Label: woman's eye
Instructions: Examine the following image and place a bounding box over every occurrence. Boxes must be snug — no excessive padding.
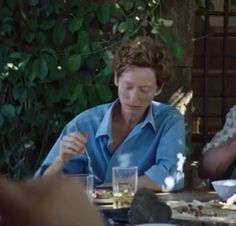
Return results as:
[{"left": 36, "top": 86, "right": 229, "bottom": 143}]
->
[
  {"left": 140, "top": 88, "right": 150, "bottom": 93},
  {"left": 123, "top": 84, "right": 133, "bottom": 90}
]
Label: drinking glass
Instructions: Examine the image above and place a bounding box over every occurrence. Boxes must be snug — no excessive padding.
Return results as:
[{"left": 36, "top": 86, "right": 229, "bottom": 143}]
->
[
  {"left": 68, "top": 174, "right": 94, "bottom": 202},
  {"left": 112, "top": 166, "right": 138, "bottom": 209}
]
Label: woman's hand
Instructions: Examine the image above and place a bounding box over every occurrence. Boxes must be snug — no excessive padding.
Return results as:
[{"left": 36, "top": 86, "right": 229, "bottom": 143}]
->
[
  {"left": 58, "top": 132, "right": 88, "bottom": 163},
  {"left": 43, "top": 132, "right": 88, "bottom": 176}
]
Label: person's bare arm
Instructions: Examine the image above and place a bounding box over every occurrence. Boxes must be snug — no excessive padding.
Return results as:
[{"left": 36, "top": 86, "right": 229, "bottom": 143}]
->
[
  {"left": 43, "top": 132, "right": 87, "bottom": 176},
  {"left": 199, "top": 136, "right": 236, "bottom": 179},
  {"left": 138, "top": 175, "right": 162, "bottom": 192},
  {"left": 0, "top": 176, "right": 104, "bottom": 226}
]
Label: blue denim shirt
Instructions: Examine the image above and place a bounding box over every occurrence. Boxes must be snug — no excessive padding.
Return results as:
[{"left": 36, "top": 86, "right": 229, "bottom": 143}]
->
[{"left": 35, "top": 100, "right": 186, "bottom": 191}]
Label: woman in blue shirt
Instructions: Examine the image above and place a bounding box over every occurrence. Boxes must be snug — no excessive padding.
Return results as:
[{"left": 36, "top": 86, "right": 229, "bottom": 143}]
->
[{"left": 35, "top": 36, "right": 186, "bottom": 192}]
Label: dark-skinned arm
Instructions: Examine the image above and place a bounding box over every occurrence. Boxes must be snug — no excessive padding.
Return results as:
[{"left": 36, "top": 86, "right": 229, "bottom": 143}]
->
[{"left": 199, "top": 136, "right": 236, "bottom": 179}]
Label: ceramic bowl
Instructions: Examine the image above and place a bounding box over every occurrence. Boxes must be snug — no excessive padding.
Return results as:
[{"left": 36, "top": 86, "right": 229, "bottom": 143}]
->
[{"left": 212, "top": 179, "right": 236, "bottom": 200}]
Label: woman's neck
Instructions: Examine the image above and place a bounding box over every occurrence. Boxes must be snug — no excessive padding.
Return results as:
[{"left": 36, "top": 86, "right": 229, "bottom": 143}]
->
[{"left": 113, "top": 104, "right": 148, "bottom": 128}]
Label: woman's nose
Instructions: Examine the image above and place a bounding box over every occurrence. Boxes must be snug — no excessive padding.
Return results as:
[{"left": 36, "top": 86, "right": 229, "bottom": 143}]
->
[{"left": 129, "top": 89, "right": 139, "bottom": 103}]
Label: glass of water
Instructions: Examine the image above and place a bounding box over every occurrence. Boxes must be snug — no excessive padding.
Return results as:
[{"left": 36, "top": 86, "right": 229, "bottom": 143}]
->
[
  {"left": 67, "top": 174, "right": 94, "bottom": 202},
  {"left": 112, "top": 166, "right": 138, "bottom": 209}
]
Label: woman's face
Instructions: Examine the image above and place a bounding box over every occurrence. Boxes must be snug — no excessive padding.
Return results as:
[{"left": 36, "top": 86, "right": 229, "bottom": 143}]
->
[{"left": 115, "top": 66, "right": 158, "bottom": 115}]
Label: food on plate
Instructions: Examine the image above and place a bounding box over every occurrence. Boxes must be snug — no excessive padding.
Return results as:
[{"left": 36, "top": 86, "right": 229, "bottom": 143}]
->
[
  {"left": 93, "top": 190, "right": 113, "bottom": 199},
  {"left": 167, "top": 199, "right": 236, "bottom": 219}
]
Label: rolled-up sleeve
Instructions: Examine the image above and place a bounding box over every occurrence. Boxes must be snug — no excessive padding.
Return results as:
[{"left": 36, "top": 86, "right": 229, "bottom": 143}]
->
[
  {"left": 144, "top": 115, "right": 186, "bottom": 191},
  {"left": 34, "top": 120, "right": 86, "bottom": 177}
]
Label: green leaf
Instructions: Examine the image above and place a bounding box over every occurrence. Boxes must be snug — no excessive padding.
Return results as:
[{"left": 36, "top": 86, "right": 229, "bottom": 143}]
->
[
  {"left": 0, "top": 79, "right": 2, "bottom": 91},
  {"left": 174, "top": 45, "right": 184, "bottom": 61},
  {"left": 0, "top": 44, "right": 11, "bottom": 60},
  {"left": 49, "top": 68, "right": 65, "bottom": 81},
  {"left": 40, "top": 48, "right": 57, "bottom": 60},
  {"left": 71, "top": 84, "right": 83, "bottom": 102},
  {"left": 32, "top": 58, "right": 48, "bottom": 79},
  {"left": 121, "top": 1, "right": 134, "bottom": 10},
  {"left": 156, "top": 26, "right": 172, "bottom": 44},
  {"left": 9, "top": 52, "right": 21, "bottom": 59},
  {"left": 196, "top": 6, "right": 207, "bottom": 15},
  {"left": 77, "top": 30, "right": 89, "bottom": 51},
  {"left": 19, "top": 54, "right": 32, "bottom": 70},
  {"left": 118, "top": 21, "right": 129, "bottom": 33},
  {"left": 59, "top": 79, "right": 73, "bottom": 100},
  {"left": 231, "top": 0, "right": 236, "bottom": 7},
  {"left": 39, "top": 19, "right": 55, "bottom": 30},
  {"left": 41, "top": 3, "right": 54, "bottom": 17},
  {"left": 195, "top": 0, "right": 202, "bottom": 8},
  {"left": 154, "top": 25, "right": 184, "bottom": 60},
  {"left": 52, "top": 22, "right": 65, "bottom": 45},
  {"left": 77, "top": 86, "right": 88, "bottom": 106},
  {"left": 95, "top": 84, "right": 113, "bottom": 102},
  {"left": 3, "top": 17, "right": 13, "bottom": 23},
  {"left": 0, "top": 7, "right": 12, "bottom": 20},
  {"left": 27, "top": 0, "right": 39, "bottom": 6},
  {"left": 102, "top": 50, "right": 112, "bottom": 65},
  {"left": 110, "top": 4, "right": 125, "bottom": 18},
  {"left": 67, "top": 54, "right": 81, "bottom": 72},
  {"left": 135, "top": 0, "right": 146, "bottom": 11},
  {"left": 1, "top": 104, "right": 16, "bottom": 119},
  {"left": 12, "top": 85, "right": 27, "bottom": 103},
  {"left": 37, "top": 57, "right": 48, "bottom": 79},
  {"left": 35, "top": 31, "right": 46, "bottom": 45},
  {"left": 43, "top": 53, "right": 57, "bottom": 71},
  {"left": 23, "top": 28, "right": 35, "bottom": 43},
  {"left": 85, "top": 55, "right": 100, "bottom": 70},
  {"left": 25, "top": 59, "right": 36, "bottom": 81},
  {"left": 68, "top": 18, "right": 83, "bottom": 32},
  {"left": 6, "top": 0, "right": 16, "bottom": 10},
  {"left": 0, "top": 113, "right": 4, "bottom": 127},
  {"left": 1, "top": 23, "right": 12, "bottom": 33},
  {"left": 101, "top": 65, "right": 112, "bottom": 76},
  {"left": 45, "top": 87, "right": 61, "bottom": 104},
  {"left": 97, "top": 5, "right": 110, "bottom": 24},
  {"left": 87, "top": 85, "right": 100, "bottom": 106}
]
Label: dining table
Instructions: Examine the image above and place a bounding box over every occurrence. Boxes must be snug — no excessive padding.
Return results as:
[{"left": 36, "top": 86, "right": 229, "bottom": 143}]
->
[{"left": 94, "top": 189, "right": 236, "bottom": 226}]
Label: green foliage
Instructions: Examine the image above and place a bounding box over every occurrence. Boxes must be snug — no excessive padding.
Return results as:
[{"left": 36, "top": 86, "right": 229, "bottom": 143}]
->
[
  {"left": 232, "top": 0, "right": 236, "bottom": 7},
  {"left": 0, "top": 0, "right": 184, "bottom": 178}
]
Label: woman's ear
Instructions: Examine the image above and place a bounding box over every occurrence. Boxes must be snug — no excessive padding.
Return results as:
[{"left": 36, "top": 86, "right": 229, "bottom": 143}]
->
[
  {"left": 155, "top": 83, "right": 164, "bottom": 96},
  {"left": 114, "top": 74, "right": 118, "bottom": 86}
]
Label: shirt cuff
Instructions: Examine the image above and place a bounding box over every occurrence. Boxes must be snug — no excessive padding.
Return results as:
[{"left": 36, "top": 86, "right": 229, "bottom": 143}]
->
[{"left": 144, "top": 165, "right": 184, "bottom": 192}]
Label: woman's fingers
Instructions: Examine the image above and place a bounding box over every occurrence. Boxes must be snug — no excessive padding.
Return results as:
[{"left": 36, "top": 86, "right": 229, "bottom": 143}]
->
[
  {"left": 59, "top": 132, "right": 88, "bottom": 161},
  {"left": 63, "top": 133, "right": 87, "bottom": 152},
  {"left": 65, "top": 132, "right": 88, "bottom": 144},
  {"left": 61, "top": 140, "right": 84, "bottom": 154}
]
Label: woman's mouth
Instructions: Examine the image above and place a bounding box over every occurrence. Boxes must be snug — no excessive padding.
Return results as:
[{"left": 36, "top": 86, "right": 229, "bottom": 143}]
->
[{"left": 126, "top": 104, "right": 140, "bottom": 109}]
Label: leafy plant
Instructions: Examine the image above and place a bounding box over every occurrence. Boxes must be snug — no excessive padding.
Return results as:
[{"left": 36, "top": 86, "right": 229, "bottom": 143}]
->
[{"left": 0, "top": 0, "right": 184, "bottom": 178}]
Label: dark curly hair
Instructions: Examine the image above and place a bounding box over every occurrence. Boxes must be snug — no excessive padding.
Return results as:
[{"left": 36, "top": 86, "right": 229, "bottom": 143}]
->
[{"left": 111, "top": 36, "right": 172, "bottom": 89}]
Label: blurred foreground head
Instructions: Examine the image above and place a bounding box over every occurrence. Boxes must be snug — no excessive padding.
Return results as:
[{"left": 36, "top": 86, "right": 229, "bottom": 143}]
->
[{"left": 0, "top": 176, "right": 104, "bottom": 226}]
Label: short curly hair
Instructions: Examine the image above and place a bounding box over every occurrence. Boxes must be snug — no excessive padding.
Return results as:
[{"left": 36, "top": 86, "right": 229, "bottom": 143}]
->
[{"left": 111, "top": 36, "right": 172, "bottom": 88}]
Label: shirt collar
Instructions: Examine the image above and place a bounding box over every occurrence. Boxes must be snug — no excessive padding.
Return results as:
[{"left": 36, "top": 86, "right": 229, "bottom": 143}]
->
[
  {"left": 141, "top": 102, "right": 156, "bottom": 132},
  {"left": 95, "top": 99, "right": 118, "bottom": 138},
  {"left": 95, "top": 100, "right": 156, "bottom": 138}
]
